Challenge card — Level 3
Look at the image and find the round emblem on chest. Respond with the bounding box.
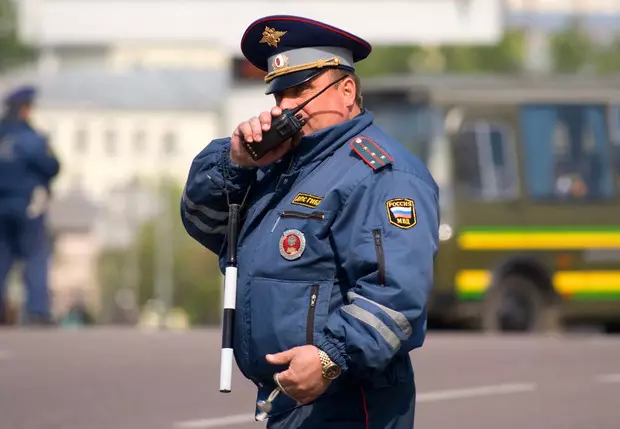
[279,229,306,260]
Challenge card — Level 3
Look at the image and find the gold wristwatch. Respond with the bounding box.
[318,349,341,380]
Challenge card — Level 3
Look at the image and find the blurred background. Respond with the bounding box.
[1,2,620,429]
[2,0,620,333]
[1,0,619,333]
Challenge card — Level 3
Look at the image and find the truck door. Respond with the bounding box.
[449,104,523,233]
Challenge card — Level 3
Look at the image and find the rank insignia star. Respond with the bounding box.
[259,26,287,48]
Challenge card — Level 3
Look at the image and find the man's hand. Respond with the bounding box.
[266,345,332,404]
[230,106,300,168]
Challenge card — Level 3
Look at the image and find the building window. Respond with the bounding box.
[453,121,518,200]
[133,130,146,154]
[74,128,88,154]
[162,131,177,155]
[105,129,117,156]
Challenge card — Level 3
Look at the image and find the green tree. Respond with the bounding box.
[0,0,36,71]
[136,180,223,325]
[355,30,526,76]
[549,18,595,73]
[594,36,620,74]
[441,29,526,73]
[355,46,422,77]
[98,180,223,326]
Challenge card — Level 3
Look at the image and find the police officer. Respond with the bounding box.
[181,15,439,428]
[0,85,60,325]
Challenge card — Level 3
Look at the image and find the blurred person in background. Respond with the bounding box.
[0,85,60,326]
[181,15,439,429]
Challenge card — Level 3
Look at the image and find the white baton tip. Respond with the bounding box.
[223,267,238,310]
[220,348,234,392]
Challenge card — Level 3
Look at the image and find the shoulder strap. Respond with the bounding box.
[349,136,393,171]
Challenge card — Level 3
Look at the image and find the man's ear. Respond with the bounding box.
[341,76,356,108]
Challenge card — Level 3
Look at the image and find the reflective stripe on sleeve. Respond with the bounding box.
[348,291,413,338]
[341,304,401,350]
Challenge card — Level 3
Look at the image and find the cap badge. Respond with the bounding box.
[260,26,287,48]
[279,229,306,260]
[272,54,289,70]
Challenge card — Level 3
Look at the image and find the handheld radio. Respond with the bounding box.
[241,74,347,161]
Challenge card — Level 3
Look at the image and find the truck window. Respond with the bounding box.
[453,122,518,200]
[520,104,614,200]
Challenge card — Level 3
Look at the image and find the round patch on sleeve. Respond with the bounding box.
[386,198,417,229]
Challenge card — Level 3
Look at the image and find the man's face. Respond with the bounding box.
[274,70,357,136]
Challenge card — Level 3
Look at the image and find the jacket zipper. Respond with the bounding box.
[280,210,325,220]
[372,229,386,286]
[306,285,319,345]
[270,210,325,232]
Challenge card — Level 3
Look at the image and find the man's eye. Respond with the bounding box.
[295,84,312,96]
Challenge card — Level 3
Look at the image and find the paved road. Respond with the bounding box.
[0,328,619,429]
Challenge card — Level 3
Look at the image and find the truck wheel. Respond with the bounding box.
[482,275,549,333]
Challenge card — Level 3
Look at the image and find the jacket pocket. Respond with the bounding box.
[253,210,334,282]
[247,277,333,381]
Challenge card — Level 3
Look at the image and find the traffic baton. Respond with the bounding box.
[220,203,241,393]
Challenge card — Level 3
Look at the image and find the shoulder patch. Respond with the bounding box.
[349,136,393,170]
[386,198,417,229]
[291,192,323,209]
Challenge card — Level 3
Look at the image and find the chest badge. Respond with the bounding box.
[279,229,306,260]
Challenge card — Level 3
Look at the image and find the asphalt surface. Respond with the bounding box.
[0,328,619,429]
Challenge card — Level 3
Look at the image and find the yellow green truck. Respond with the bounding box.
[363,74,620,333]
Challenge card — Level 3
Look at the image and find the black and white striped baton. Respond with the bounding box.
[220,203,241,393]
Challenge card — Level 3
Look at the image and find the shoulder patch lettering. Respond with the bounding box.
[292,192,323,209]
[386,198,417,229]
[349,136,393,170]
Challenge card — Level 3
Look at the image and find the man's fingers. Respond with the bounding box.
[275,369,295,386]
[249,117,262,142]
[266,347,296,365]
[274,371,301,402]
[271,106,282,118]
[238,121,253,143]
[259,111,272,131]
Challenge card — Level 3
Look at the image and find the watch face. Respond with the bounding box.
[325,365,341,379]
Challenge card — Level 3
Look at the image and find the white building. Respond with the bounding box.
[0,66,228,321]
[30,67,227,203]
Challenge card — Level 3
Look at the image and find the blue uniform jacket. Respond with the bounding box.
[0,119,60,217]
[181,110,439,416]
